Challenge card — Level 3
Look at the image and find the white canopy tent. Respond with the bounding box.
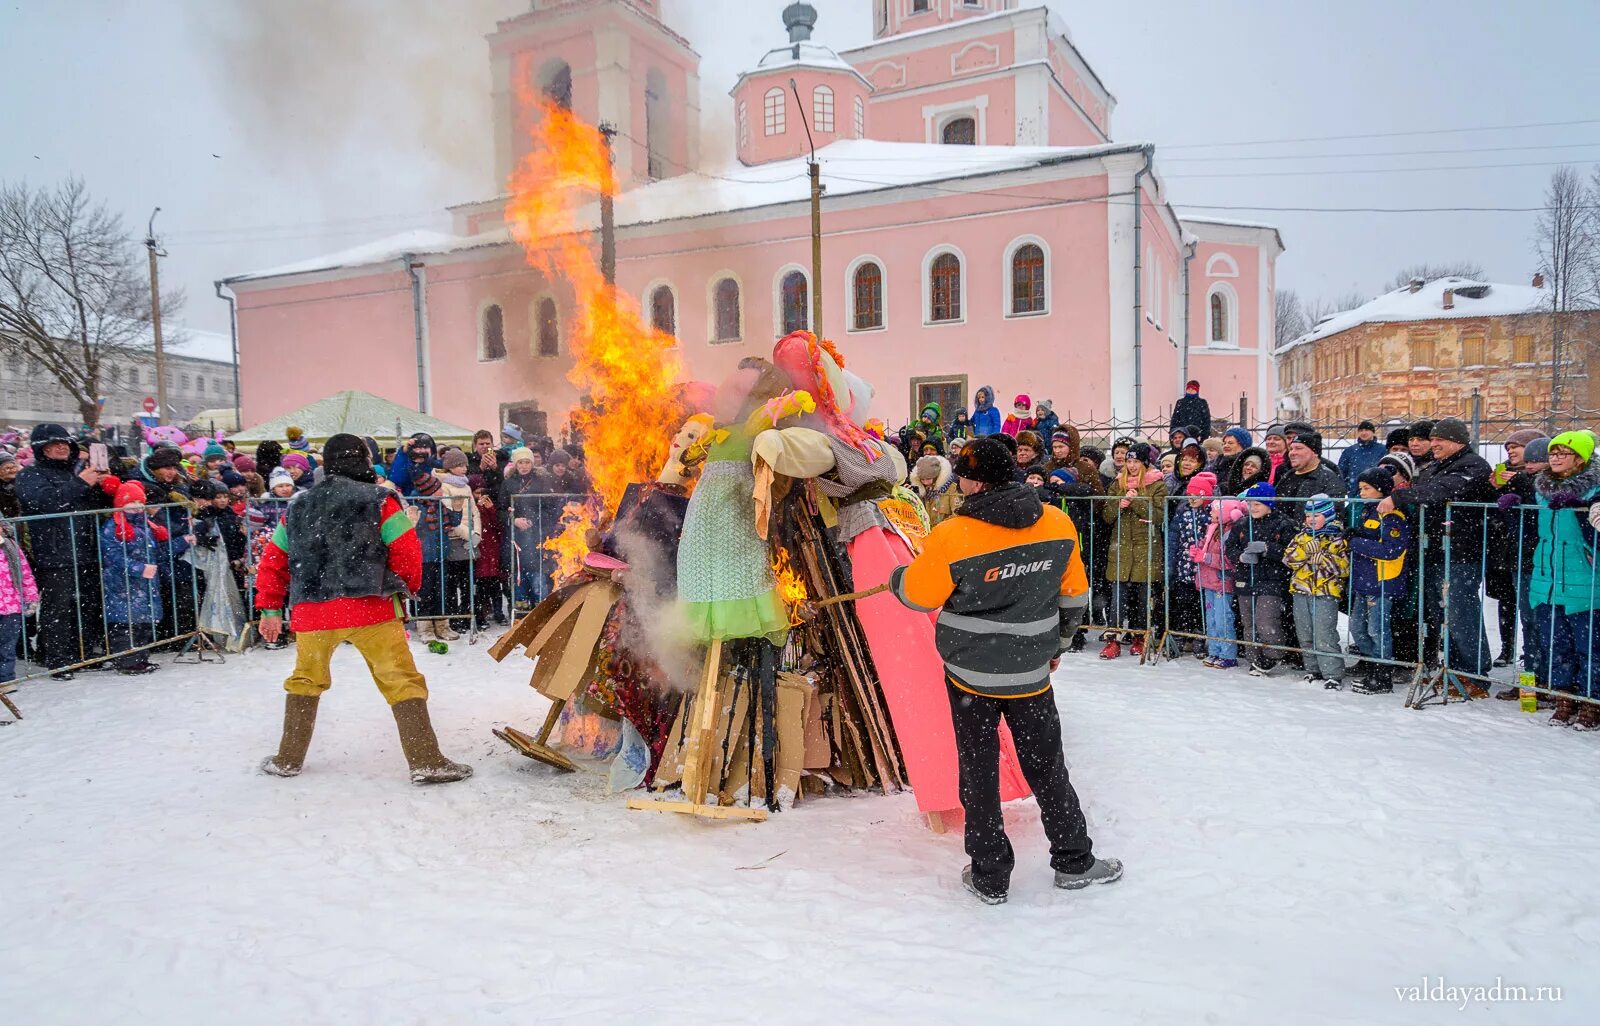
[229,390,476,447]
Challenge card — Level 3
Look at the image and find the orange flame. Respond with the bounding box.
[506,98,686,583]
[772,546,809,626]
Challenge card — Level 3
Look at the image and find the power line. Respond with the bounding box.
[1160,117,1600,151]
[1165,159,1592,180]
[1160,141,1600,163]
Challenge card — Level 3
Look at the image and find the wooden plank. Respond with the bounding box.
[487,585,573,661]
[678,639,723,805]
[492,725,578,773]
[541,582,619,702]
[625,797,769,822]
[523,586,592,660]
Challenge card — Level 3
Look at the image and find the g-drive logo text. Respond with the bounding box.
[983,559,1054,583]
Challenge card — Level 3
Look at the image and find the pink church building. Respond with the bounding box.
[225,0,1284,439]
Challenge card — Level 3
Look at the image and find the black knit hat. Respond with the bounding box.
[146,446,183,471]
[1291,430,1324,457]
[1125,442,1157,467]
[991,432,1018,456]
[189,478,222,501]
[1358,466,1396,497]
[953,436,1017,485]
[1411,420,1434,440]
[1386,428,1411,450]
[324,432,377,483]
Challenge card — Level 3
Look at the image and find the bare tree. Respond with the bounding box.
[1306,291,1370,327]
[0,179,182,430]
[1383,261,1486,292]
[1533,166,1596,417]
[1275,288,1308,348]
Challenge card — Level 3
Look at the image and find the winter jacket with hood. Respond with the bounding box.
[1222,446,1271,498]
[1101,468,1168,582]
[970,385,1002,437]
[890,482,1088,699]
[14,431,115,568]
[99,509,189,625]
[1283,521,1351,599]
[916,402,946,446]
[0,528,39,616]
[1031,403,1060,448]
[1528,461,1600,613]
[1046,424,1081,475]
[1189,499,1244,593]
[132,455,194,541]
[947,410,976,441]
[912,456,962,526]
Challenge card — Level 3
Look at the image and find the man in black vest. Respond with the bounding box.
[255,434,471,784]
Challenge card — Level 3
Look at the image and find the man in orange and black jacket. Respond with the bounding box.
[891,436,1123,905]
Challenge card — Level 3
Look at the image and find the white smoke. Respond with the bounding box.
[612,518,701,694]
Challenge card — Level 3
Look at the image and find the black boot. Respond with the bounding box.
[1353,664,1394,695]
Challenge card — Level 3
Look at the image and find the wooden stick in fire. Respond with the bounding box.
[806,582,889,611]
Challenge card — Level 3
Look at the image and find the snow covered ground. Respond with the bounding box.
[3,640,1596,1025]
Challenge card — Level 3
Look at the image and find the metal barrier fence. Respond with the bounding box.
[237,492,587,644]
[0,491,588,689]
[1,501,208,686]
[1050,489,1599,711]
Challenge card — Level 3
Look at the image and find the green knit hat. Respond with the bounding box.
[1550,430,1596,464]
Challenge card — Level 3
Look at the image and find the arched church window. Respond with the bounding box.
[541,60,572,111]
[942,117,976,145]
[481,304,507,361]
[650,285,676,338]
[780,270,809,333]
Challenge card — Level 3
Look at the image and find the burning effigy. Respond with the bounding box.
[489,101,1026,828]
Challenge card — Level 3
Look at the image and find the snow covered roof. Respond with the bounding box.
[731,42,872,93]
[161,327,236,366]
[224,229,468,284]
[614,138,1141,227]
[1275,277,1557,354]
[228,139,1142,284]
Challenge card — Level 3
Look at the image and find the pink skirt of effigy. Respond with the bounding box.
[847,526,1032,816]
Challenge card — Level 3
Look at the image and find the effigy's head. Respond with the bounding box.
[771,330,880,459]
[659,413,716,485]
[773,330,850,415]
[712,357,791,425]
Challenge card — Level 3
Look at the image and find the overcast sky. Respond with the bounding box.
[3,0,1598,338]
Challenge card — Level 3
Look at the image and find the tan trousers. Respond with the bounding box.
[283,619,428,706]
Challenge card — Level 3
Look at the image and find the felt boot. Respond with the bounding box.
[260,693,320,777]
[392,698,473,784]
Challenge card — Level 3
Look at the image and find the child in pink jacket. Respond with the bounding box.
[1189,497,1244,668]
[1,523,41,683]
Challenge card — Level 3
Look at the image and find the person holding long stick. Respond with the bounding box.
[889,436,1122,905]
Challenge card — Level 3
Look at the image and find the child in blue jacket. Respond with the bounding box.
[1347,467,1410,694]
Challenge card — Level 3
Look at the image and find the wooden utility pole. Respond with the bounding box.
[598,124,617,287]
[809,160,823,334]
[145,208,167,425]
[790,79,823,335]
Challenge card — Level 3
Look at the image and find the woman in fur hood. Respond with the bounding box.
[911,454,962,526]
[1223,445,1272,498]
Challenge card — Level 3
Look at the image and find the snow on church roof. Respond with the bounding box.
[227,139,1144,284]
[1275,276,1557,355]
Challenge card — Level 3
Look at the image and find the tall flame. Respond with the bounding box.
[506,99,686,583]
